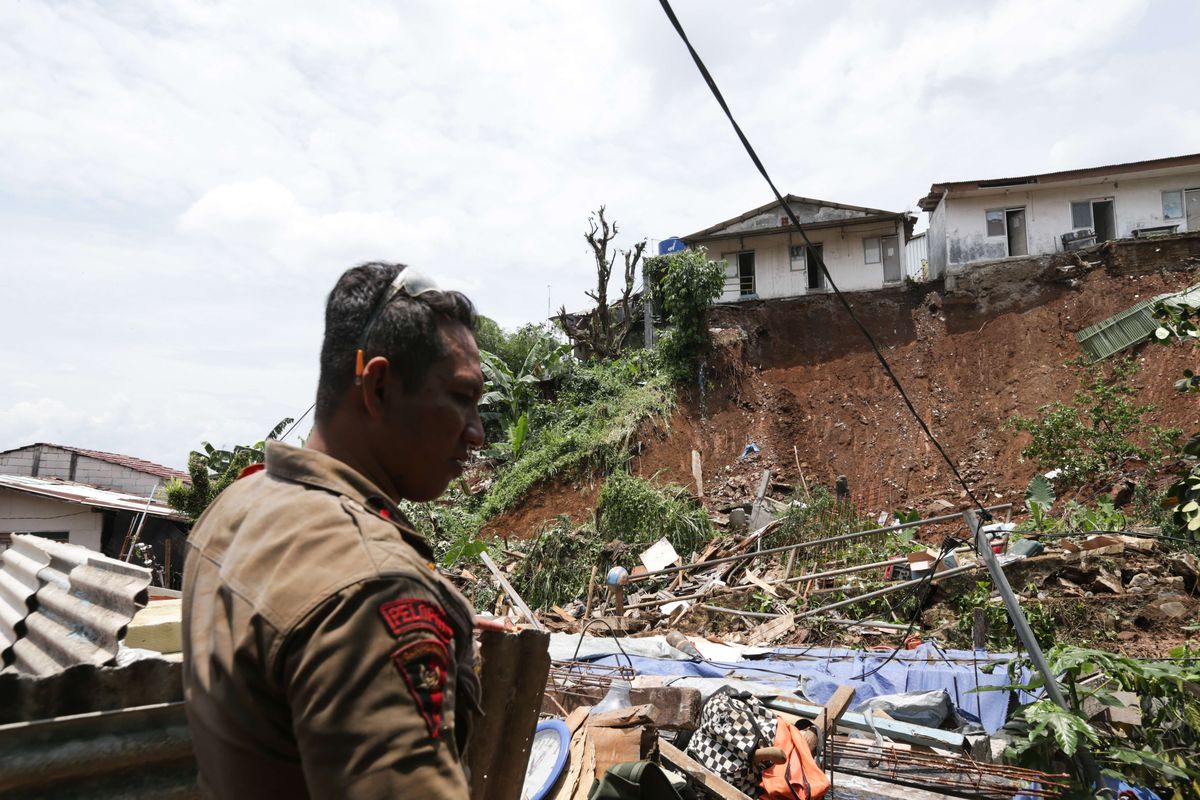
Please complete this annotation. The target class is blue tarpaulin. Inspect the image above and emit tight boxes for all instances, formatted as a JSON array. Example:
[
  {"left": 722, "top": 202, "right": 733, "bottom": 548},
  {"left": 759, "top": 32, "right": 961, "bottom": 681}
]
[{"left": 578, "top": 642, "right": 1023, "bottom": 735}]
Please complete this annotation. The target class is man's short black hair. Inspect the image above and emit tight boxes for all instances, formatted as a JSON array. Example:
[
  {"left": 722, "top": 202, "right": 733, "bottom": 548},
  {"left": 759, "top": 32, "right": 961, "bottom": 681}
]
[{"left": 316, "top": 262, "right": 476, "bottom": 424}]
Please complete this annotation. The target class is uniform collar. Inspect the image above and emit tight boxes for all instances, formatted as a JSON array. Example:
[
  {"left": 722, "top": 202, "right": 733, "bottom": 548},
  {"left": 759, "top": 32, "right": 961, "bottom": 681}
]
[{"left": 264, "top": 442, "right": 435, "bottom": 561}]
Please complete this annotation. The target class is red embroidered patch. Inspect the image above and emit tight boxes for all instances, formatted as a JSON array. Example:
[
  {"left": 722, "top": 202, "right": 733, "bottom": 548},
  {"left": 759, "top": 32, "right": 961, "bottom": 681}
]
[
  {"left": 391, "top": 639, "right": 449, "bottom": 739},
  {"left": 378, "top": 598, "right": 453, "bottom": 643}
]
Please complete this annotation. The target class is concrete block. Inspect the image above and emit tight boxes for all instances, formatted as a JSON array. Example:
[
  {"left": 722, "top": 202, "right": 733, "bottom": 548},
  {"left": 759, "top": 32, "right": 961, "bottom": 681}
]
[{"left": 125, "top": 599, "right": 182, "bottom": 654}]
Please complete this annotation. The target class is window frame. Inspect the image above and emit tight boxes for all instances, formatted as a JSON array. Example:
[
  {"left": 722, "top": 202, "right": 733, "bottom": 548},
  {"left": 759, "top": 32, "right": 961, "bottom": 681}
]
[
  {"left": 985, "top": 209, "right": 1006, "bottom": 238},
  {"left": 1163, "top": 189, "right": 1184, "bottom": 220},
  {"left": 863, "top": 236, "right": 881, "bottom": 264}
]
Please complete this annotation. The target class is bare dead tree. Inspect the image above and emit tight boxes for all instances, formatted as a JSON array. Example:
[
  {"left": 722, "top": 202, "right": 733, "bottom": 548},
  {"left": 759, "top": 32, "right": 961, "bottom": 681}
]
[{"left": 557, "top": 206, "right": 647, "bottom": 359}]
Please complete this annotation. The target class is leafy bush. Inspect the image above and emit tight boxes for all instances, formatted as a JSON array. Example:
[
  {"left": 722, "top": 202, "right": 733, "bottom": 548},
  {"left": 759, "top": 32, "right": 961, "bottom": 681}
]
[
  {"left": 1007, "top": 357, "right": 1179, "bottom": 487},
  {"left": 512, "top": 515, "right": 603, "bottom": 609},
  {"left": 595, "top": 471, "right": 715, "bottom": 562},
  {"left": 644, "top": 248, "right": 725, "bottom": 383},
  {"left": 165, "top": 417, "right": 293, "bottom": 521},
  {"left": 472, "top": 352, "right": 673, "bottom": 524},
  {"left": 997, "top": 645, "right": 1200, "bottom": 796}
]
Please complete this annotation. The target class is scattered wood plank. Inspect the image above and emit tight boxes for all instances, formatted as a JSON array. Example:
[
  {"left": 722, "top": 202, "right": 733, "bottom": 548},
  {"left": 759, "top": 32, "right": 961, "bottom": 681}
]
[
  {"left": 659, "top": 739, "right": 754, "bottom": 800},
  {"left": 744, "top": 613, "right": 794, "bottom": 646}
]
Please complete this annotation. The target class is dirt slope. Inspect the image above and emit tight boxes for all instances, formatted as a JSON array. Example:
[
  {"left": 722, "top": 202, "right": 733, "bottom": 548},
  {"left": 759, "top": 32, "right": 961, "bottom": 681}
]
[{"left": 490, "top": 260, "right": 1200, "bottom": 539}]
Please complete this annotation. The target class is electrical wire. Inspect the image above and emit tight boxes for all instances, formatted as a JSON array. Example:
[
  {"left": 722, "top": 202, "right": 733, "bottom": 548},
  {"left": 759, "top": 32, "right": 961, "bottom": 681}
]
[
  {"left": 278, "top": 402, "right": 316, "bottom": 443},
  {"left": 655, "top": 0, "right": 990, "bottom": 520}
]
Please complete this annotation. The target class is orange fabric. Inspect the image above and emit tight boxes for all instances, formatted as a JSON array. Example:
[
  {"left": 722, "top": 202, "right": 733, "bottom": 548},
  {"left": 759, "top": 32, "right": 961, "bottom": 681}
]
[{"left": 759, "top": 716, "right": 830, "bottom": 800}]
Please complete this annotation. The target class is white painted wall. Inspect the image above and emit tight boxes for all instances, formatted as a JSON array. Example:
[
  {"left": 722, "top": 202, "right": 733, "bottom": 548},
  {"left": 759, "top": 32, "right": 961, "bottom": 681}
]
[
  {"left": 704, "top": 221, "right": 908, "bottom": 303},
  {"left": 941, "top": 170, "right": 1200, "bottom": 266},
  {"left": 0, "top": 445, "right": 161, "bottom": 497},
  {"left": 0, "top": 488, "right": 104, "bottom": 551}
]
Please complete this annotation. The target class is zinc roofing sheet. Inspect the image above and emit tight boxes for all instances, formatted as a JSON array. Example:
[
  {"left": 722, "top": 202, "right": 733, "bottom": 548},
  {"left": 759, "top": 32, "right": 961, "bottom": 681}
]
[
  {"left": 0, "top": 535, "right": 151, "bottom": 676},
  {"left": 1076, "top": 286, "right": 1200, "bottom": 360},
  {"left": 0, "top": 474, "right": 185, "bottom": 520}
]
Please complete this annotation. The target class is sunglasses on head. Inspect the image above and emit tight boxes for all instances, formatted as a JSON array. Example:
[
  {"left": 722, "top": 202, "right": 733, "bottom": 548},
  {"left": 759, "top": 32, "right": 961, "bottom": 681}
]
[{"left": 354, "top": 267, "right": 441, "bottom": 384}]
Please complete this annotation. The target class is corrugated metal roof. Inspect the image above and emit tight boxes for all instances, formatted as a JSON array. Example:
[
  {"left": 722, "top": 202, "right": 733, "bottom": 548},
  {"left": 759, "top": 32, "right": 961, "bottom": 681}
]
[
  {"left": 0, "top": 537, "right": 50, "bottom": 666},
  {"left": 0, "top": 474, "right": 186, "bottom": 519},
  {"left": 0, "top": 443, "right": 189, "bottom": 482},
  {"left": 919, "top": 151, "right": 1200, "bottom": 210},
  {"left": 1076, "top": 286, "right": 1200, "bottom": 360},
  {"left": 1, "top": 535, "right": 151, "bottom": 676},
  {"left": 0, "top": 701, "right": 195, "bottom": 798}
]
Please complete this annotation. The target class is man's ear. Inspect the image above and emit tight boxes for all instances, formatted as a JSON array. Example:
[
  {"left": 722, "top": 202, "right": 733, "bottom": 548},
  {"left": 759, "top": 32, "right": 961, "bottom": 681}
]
[{"left": 359, "top": 356, "right": 392, "bottom": 419}]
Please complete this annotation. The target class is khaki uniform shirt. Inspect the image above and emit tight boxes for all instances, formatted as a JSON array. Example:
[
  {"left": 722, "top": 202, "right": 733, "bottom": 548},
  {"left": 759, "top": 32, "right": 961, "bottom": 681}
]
[{"left": 182, "top": 441, "right": 481, "bottom": 799}]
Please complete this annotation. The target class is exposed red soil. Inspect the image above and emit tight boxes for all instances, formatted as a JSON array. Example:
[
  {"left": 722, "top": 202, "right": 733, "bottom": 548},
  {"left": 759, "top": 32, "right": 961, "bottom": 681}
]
[
  {"left": 479, "top": 480, "right": 601, "bottom": 542},
  {"left": 637, "top": 266, "right": 1199, "bottom": 518},
  {"left": 493, "top": 259, "right": 1199, "bottom": 540}
]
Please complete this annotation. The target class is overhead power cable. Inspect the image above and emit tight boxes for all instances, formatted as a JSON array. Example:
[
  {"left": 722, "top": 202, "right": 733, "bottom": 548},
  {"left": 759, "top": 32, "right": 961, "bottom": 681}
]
[{"left": 656, "top": 0, "right": 989, "bottom": 519}]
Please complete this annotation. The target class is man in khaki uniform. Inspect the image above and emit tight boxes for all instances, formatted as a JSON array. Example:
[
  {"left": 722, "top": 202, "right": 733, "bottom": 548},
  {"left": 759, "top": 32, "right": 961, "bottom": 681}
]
[{"left": 182, "top": 262, "right": 486, "bottom": 798}]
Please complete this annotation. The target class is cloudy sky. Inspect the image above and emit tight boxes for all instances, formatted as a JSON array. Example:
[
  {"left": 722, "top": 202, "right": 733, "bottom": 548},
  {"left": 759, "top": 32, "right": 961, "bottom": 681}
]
[{"left": 3, "top": 0, "right": 1197, "bottom": 469}]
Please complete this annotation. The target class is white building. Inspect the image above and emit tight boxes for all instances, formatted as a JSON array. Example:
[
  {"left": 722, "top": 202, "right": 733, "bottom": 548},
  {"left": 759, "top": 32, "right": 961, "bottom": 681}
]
[
  {"left": 681, "top": 196, "right": 917, "bottom": 303},
  {"left": 0, "top": 443, "right": 188, "bottom": 553},
  {"left": 919, "top": 152, "right": 1200, "bottom": 277}
]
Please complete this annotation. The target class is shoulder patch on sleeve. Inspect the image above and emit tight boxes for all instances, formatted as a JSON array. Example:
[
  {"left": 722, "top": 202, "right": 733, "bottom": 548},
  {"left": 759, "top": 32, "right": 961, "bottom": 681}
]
[
  {"left": 378, "top": 598, "right": 454, "bottom": 643},
  {"left": 391, "top": 639, "right": 449, "bottom": 740}
]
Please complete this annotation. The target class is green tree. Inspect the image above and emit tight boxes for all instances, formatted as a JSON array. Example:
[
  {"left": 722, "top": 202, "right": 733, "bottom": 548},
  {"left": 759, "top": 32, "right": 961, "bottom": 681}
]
[
  {"left": 1006, "top": 356, "right": 1179, "bottom": 486},
  {"left": 165, "top": 417, "right": 293, "bottom": 522},
  {"left": 644, "top": 247, "right": 725, "bottom": 382},
  {"left": 479, "top": 336, "right": 571, "bottom": 459}
]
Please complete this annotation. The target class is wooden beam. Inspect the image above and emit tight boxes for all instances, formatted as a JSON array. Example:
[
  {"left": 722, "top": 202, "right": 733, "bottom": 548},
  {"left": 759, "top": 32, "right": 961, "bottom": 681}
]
[{"left": 659, "top": 739, "right": 753, "bottom": 800}]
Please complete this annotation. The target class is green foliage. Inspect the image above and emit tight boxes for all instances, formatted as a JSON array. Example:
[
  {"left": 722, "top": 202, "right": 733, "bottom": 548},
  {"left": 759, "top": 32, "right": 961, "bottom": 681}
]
[
  {"left": 997, "top": 645, "right": 1200, "bottom": 795},
  {"left": 165, "top": 417, "right": 293, "bottom": 522},
  {"left": 473, "top": 315, "right": 507, "bottom": 357},
  {"left": 595, "top": 471, "right": 716, "bottom": 562},
  {"left": 479, "top": 331, "right": 571, "bottom": 460},
  {"left": 1165, "top": 434, "right": 1200, "bottom": 536},
  {"left": 644, "top": 248, "right": 725, "bottom": 383},
  {"left": 764, "top": 484, "right": 880, "bottom": 550},
  {"left": 511, "top": 515, "right": 604, "bottom": 609},
  {"left": 1006, "top": 356, "right": 1180, "bottom": 487},
  {"left": 472, "top": 352, "right": 673, "bottom": 525}
]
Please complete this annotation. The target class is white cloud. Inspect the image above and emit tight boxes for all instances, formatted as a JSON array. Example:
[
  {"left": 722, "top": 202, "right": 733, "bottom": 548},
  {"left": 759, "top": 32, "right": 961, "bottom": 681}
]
[{"left": 1, "top": 0, "right": 1196, "bottom": 468}]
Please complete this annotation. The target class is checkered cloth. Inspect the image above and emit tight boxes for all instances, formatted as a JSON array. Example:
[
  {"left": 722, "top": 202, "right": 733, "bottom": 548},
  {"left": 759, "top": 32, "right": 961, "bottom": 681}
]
[{"left": 685, "top": 686, "right": 777, "bottom": 796}]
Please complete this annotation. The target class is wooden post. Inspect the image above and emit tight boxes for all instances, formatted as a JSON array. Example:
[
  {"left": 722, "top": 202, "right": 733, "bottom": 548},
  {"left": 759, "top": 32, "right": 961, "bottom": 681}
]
[
  {"left": 164, "top": 540, "right": 173, "bottom": 590},
  {"left": 583, "top": 564, "right": 599, "bottom": 620},
  {"left": 691, "top": 450, "right": 704, "bottom": 498},
  {"left": 468, "top": 628, "right": 552, "bottom": 800}
]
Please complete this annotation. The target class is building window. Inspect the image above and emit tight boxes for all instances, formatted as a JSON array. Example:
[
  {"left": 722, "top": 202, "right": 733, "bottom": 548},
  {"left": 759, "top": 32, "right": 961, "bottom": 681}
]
[
  {"left": 789, "top": 245, "right": 805, "bottom": 272},
  {"left": 985, "top": 210, "right": 1006, "bottom": 237},
  {"left": 1163, "top": 190, "right": 1184, "bottom": 220},
  {"left": 863, "top": 237, "right": 881, "bottom": 264},
  {"left": 1071, "top": 201, "right": 1093, "bottom": 229}
]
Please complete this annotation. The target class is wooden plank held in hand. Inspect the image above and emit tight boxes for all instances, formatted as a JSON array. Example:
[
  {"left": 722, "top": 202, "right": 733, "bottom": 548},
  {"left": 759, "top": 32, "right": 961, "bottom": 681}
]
[
  {"left": 468, "top": 628, "right": 552, "bottom": 800},
  {"left": 480, "top": 550, "right": 544, "bottom": 631}
]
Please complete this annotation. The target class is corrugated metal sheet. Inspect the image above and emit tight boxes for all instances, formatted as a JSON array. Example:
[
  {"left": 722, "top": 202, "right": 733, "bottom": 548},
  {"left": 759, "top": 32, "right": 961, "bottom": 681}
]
[
  {"left": 0, "top": 657, "right": 183, "bottom": 725},
  {"left": 905, "top": 231, "right": 928, "bottom": 281},
  {"left": 0, "top": 537, "right": 51, "bottom": 666},
  {"left": 0, "top": 701, "right": 196, "bottom": 798},
  {"left": 1076, "top": 287, "right": 1200, "bottom": 360},
  {"left": 0, "top": 474, "right": 186, "bottom": 519},
  {"left": 1, "top": 535, "right": 151, "bottom": 676}
]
